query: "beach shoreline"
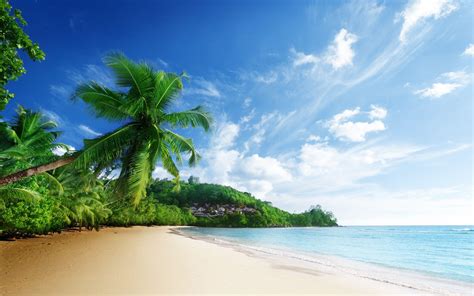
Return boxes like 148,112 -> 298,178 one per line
176,227 -> 473,296
0,226 -> 454,295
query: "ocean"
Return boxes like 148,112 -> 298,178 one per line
180,226 -> 474,295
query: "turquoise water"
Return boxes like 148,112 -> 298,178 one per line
182,226 -> 474,284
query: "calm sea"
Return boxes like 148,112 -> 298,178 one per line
181,226 -> 474,293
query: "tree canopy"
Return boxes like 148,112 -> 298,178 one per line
0,0 -> 45,110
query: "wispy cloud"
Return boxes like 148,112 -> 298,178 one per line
49,85 -> 70,99
291,48 -> 319,67
255,71 -> 278,84
185,78 -> 221,98
49,64 -> 114,104
157,58 -> 168,68
243,97 -> 252,108
78,124 -> 102,137
67,64 -> 113,86
397,0 -> 458,43
414,70 -> 470,98
40,109 -> 64,125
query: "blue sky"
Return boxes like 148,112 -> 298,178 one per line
6,0 -> 473,225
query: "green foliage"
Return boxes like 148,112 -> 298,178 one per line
0,105 -> 64,176
73,52 -> 212,206
148,179 -> 337,228
0,0 -> 45,110
106,197 -> 195,227
52,167 -> 112,231
0,193 -> 59,236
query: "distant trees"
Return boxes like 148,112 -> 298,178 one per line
147,179 -> 338,228
0,1 -> 45,110
188,175 -> 200,184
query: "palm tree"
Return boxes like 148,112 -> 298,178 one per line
0,53 -> 212,205
0,106 -> 69,186
53,167 -> 112,231
0,106 -> 66,172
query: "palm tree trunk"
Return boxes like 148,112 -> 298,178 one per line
0,156 -> 77,186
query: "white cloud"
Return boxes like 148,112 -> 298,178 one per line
414,70 -> 470,98
197,121 -> 242,186
212,122 -> 240,150
243,97 -> 252,108
240,109 -> 255,124
306,134 -> 321,143
68,64 -> 113,86
297,142 -> 421,186
326,107 -> 387,142
291,48 -> 319,67
177,118 -> 470,225
152,166 -> 173,180
463,44 -> 474,56
185,79 -> 221,97
238,154 -> 292,182
368,105 -> 388,120
41,109 -> 63,125
158,58 -> 168,68
324,29 -> 358,70
244,180 -> 274,198
78,124 -> 102,137
397,0 -> 458,43
52,145 -> 75,156
290,28 -> 358,70
255,71 -> 278,84
243,111 -> 297,153
50,85 -> 70,99
415,83 -> 461,98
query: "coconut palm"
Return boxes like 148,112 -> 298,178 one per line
53,167 -> 112,231
0,53 -> 212,205
0,106 -> 66,175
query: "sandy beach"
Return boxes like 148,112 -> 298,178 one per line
1,226 -> 423,295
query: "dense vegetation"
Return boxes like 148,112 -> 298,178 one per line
149,179 -> 337,227
0,1 -> 337,238
0,172 -> 337,237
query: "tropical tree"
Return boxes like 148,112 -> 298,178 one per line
0,0 -> 45,110
0,53 -> 212,206
53,167 -> 112,231
0,105 -> 66,177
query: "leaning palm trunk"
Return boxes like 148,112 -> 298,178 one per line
0,155 -> 76,186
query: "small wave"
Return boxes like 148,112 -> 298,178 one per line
450,228 -> 473,232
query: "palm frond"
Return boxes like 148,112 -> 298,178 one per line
74,82 -> 131,120
164,129 -> 200,166
40,173 -> 64,195
74,123 -> 139,169
153,72 -> 183,112
163,106 -> 212,131
160,141 -> 179,178
103,52 -> 155,98
0,188 -> 41,200
127,143 -> 152,206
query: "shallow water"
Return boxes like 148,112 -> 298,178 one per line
181,226 -> 474,292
